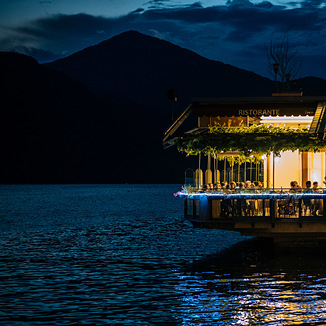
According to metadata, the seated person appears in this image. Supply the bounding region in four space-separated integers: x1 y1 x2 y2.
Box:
313 181 320 192
312 181 322 215
206 183 213 191
221 181 228 189
244 181 252 190
290 181 301 193
295 181 302 192
230 181 237 192
303 180 312 215
238 182 245 191
213 182 222 191
201 184 208 192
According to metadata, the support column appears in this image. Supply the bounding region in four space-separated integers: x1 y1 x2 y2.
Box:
266 154 271 189
273 152 275 190
195 152 203 189
205 153 212 185
213 154 220 183
213 154 216 183
321 152 325 187
244 162 247 182
302 152 309 187
238 162 240 183
231 163 234 182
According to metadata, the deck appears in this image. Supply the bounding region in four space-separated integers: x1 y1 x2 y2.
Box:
179 190 326 244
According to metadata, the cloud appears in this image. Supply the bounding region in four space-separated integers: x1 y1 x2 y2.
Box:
1 0 326 78
300 0 326 7
0 13 131 61
226 0 254 7
7 45 64 63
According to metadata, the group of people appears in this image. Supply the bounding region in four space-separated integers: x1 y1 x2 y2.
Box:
302 180 323 216
199 179 324 217
290 180 321 193
201 180 263 192
200 179 322 193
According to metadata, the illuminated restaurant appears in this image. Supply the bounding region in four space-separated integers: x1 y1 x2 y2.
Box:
164 94 326 244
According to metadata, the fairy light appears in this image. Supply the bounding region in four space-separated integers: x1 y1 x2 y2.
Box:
177 191 326 199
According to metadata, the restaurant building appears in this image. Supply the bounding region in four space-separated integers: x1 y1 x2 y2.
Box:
164 94 326 245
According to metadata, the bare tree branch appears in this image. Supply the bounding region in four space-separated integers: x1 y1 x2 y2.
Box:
266 32 301 92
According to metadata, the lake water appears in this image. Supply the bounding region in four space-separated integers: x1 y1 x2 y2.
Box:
1 184 326 325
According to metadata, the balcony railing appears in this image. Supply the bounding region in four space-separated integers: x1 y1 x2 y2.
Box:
179 188 326 221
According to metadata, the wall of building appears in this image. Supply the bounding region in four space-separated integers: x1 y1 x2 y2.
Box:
264 151 326 189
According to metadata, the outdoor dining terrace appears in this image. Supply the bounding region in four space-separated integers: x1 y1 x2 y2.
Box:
176 188 326 244
179 188 326 221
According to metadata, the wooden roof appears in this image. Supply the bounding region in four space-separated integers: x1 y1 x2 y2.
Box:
190 96 326 117
163 95 326 146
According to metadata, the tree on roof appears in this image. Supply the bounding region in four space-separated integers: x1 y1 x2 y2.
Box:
266 32 301 92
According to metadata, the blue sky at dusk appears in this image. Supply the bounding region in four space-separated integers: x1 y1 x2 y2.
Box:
1 0 326 79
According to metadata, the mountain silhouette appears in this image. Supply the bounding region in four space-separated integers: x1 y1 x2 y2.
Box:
2 31 326 183
46 30 274 111
0 52 102 183
45 30 275 183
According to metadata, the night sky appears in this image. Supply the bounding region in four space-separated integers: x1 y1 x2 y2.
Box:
1 0 326 79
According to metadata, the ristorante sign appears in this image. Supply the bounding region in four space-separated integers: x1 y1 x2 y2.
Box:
192 100 319 117
238 109 280 116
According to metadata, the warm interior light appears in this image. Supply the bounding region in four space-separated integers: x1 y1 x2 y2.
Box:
260 115 313 124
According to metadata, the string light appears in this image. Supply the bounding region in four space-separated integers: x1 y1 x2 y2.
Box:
260 115 313 124
177 191 326 199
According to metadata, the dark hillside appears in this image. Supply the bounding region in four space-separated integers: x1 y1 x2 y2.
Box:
0 52 101 183
3 31 326 183
47 30 274 115
44 31 277 183
0 52 191 183
295 77 326 95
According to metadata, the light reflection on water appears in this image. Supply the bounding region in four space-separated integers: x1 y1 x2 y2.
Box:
175 240 326 325
1 185 326 325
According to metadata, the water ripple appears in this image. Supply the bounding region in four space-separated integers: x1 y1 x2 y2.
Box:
1 185 326 325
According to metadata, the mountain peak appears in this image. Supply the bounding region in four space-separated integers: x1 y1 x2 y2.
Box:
46 30 272 105
96 30 167 49
112 30 150 38
101 30 170 44
48 29 207 68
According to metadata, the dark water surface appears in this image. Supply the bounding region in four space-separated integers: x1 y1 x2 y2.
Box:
0 185 326 325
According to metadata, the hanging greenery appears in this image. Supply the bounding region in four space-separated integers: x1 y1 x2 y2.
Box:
176 124 326 164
